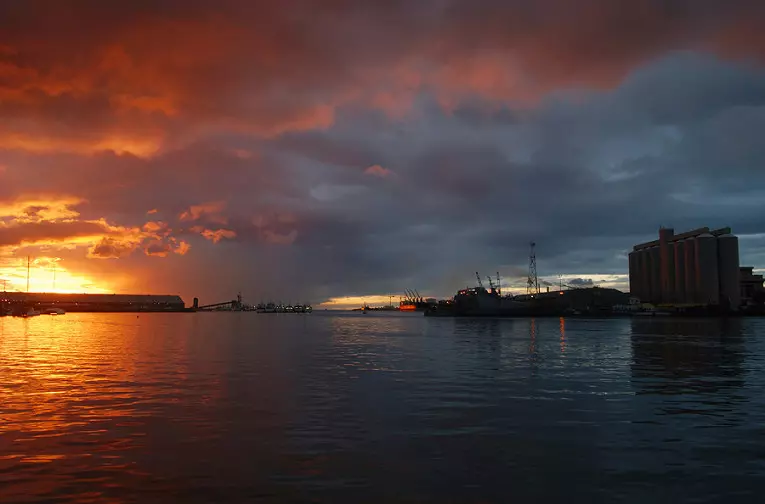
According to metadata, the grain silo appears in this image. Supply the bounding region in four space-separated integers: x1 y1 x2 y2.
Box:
659 228 675 303
628 251 638 299
639 248 651 302
717 233 741 310
695 233 719 305
684 238 697 303
649 246 661 303
632 226 741 308
674 240 686 304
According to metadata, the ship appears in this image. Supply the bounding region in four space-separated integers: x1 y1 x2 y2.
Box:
399 289 435 311
425 276 631 318
256 302 312 313
425 285 531 317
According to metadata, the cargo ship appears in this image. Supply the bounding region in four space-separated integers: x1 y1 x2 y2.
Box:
400 289 436 311
425 285 531 317
424 273 631 318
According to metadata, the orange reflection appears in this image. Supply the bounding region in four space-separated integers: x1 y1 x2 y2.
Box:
529 318 537 354
0 313 231 501
559 317 566 353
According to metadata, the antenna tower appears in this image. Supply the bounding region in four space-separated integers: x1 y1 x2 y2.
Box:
527 242 539 295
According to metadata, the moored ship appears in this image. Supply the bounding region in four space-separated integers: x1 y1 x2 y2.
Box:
256 302 312 313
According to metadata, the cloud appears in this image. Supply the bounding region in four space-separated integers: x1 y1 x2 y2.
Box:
567 278 595 287
0 195 209 262
88 237 138 259
194 228 237 244
144 237 191 257
1 2 765 304
1 1 763 159
364 164 394 178
179 201 228 224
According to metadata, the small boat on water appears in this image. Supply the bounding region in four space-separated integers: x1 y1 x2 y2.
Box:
43 307 66 315
256 302 312 313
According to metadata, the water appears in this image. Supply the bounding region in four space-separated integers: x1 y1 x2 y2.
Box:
1 313 764 503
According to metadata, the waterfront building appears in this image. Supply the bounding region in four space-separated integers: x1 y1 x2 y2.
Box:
740 267 765 306
629 227 741 309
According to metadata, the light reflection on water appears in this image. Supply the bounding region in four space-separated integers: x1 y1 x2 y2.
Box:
1 312 764 503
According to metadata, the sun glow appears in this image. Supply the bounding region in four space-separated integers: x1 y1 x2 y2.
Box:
319 295 402 310
0 257 115 294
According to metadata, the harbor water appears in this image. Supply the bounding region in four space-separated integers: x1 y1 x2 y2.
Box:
1 313 764 503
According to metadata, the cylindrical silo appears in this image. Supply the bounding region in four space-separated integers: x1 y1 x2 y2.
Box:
684 238 697 303
650 246 661 304
639 248 650 303
695 233 719 305
674 240 686 304
717 233 740 310
628 251 638 299
659 228 675 303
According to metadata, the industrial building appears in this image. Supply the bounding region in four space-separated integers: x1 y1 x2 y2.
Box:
740 267 765 306
0 292 187 312
629 227 740 309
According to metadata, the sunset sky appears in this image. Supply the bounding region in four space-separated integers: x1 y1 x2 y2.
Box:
1 0 764 308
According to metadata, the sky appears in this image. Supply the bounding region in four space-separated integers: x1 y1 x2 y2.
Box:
1 0 765 308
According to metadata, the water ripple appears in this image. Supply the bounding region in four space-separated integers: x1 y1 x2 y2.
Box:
1 313 765 502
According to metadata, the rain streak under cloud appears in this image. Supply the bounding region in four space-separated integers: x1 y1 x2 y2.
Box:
1 0 765 307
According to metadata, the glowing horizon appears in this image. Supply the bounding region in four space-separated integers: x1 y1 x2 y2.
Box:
0 256 116 294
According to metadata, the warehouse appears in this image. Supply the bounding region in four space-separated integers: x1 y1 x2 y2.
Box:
0 292 187 312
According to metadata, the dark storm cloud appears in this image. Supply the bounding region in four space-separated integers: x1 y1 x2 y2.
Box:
2 1 765 302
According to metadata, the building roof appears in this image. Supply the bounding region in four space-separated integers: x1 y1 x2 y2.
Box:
0 292 185 304
633 227 732 251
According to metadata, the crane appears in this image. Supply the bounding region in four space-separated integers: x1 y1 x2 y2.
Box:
487 276 495 291
475 272 484 289
496 272 501 296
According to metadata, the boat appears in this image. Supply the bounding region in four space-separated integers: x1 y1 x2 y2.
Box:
426 286 532 317
256 301 311 313
43 307 66 315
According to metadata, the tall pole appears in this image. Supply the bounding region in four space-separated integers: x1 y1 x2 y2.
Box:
527 242 539 295
26 256 30 293
53 262 56 292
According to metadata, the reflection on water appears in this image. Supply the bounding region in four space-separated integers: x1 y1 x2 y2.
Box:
631 318 746 396
2 313 765 502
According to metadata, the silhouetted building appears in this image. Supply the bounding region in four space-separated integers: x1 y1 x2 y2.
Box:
740 267 764 306
628 227 740 308
0 292 186 312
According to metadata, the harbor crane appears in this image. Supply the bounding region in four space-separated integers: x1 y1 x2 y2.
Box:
475 272 484 289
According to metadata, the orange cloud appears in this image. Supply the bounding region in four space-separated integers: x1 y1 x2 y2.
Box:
179 201 228 224
192 227 237 244
144 237 191 257
0 196 195 260
364 164 394 178
0 132 162 157
0 195 85 223
1 0 762 162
